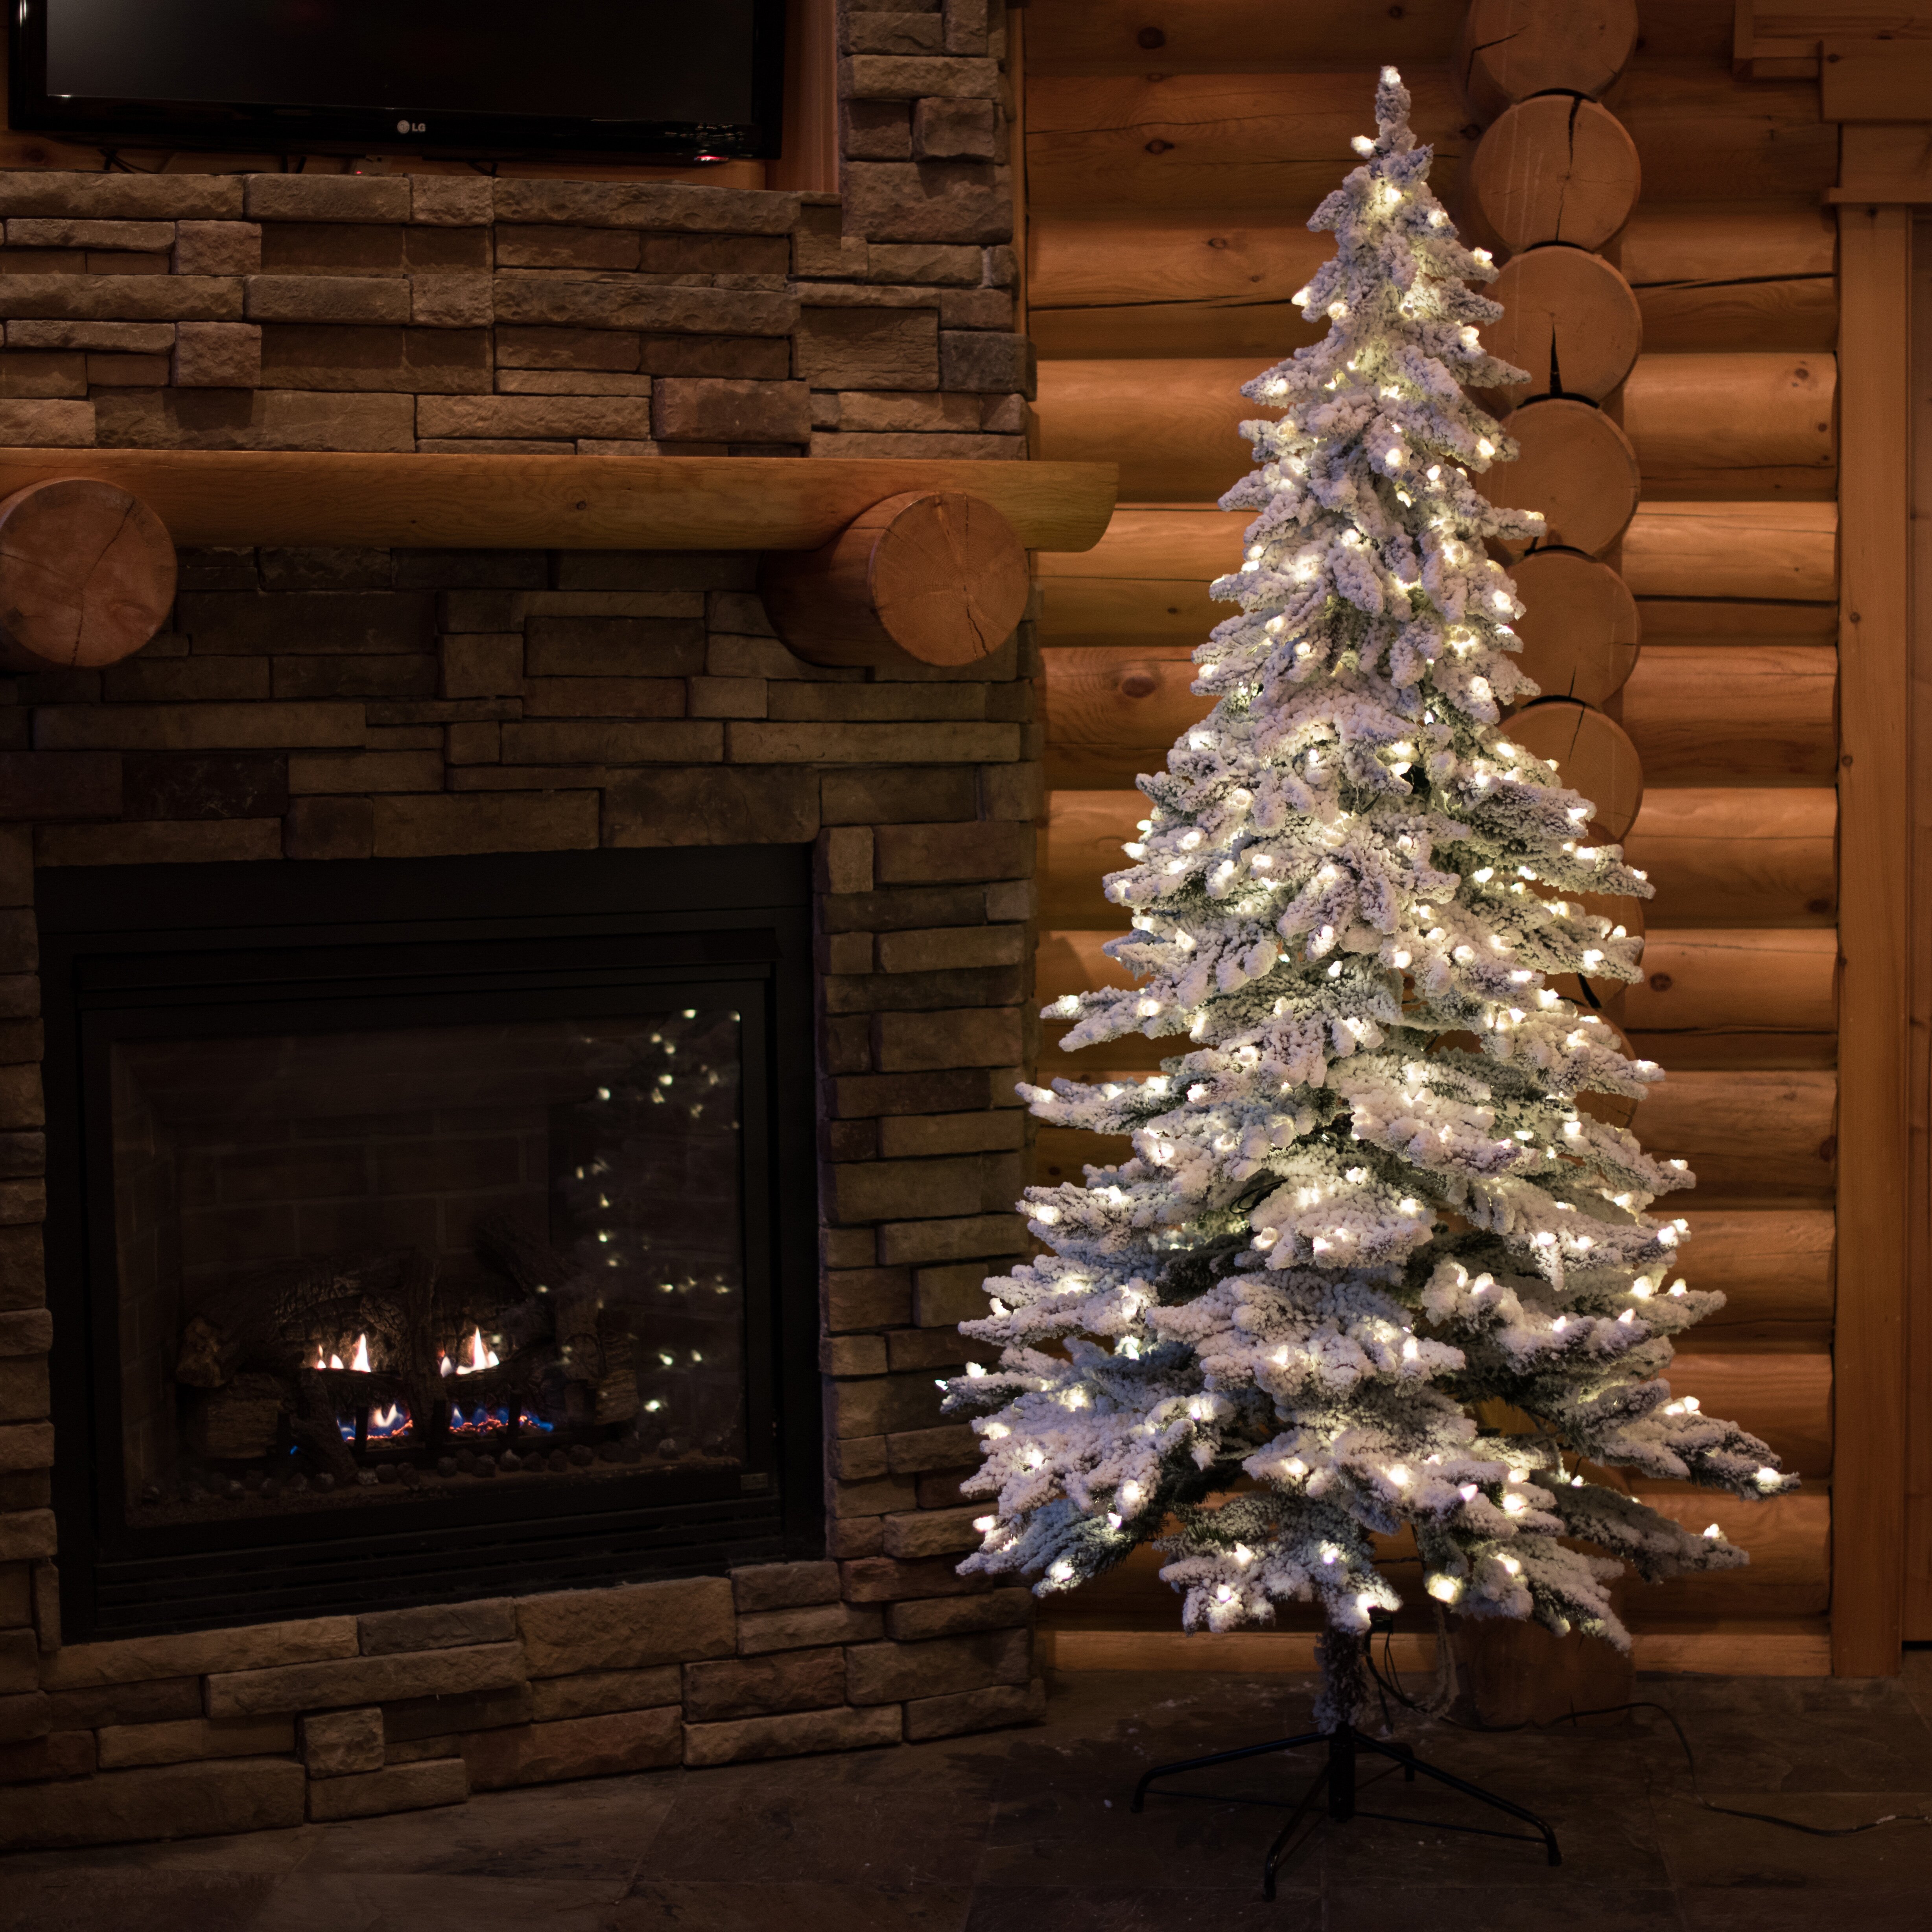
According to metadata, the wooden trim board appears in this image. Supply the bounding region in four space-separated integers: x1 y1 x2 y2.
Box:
1040 1627 1833 1677
1832 204 1913 1676
0 451 1119 555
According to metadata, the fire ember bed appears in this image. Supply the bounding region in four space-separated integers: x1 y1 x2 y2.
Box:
41 851 819 1637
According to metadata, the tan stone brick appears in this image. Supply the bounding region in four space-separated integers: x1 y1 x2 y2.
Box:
837 391 983 433
0 398 92 445
886 1588 1031 1644
95 385 417 450
885 1423 981 1477
0 1311 51 1356
830 1518 887 1559
684 1647 845 1723
288 749 443 794
493 275 796 336
42 1620 358 1696
833 1153 1015 1224
822 1334 889 1379
874 821 1030 885
873 1008 1022 1073
876 926 1027 976
41 1679 197 1733
766 683 984 723
463 1706 680 1790
205 1640 525 1717
300 1706 385 1775
727 1562 840 1616
0 1688 49 1742
308 1756 467 1821
357 1599 516 1655
833 1474 918 1519
0 273 241 321
729 721 1018 764
413 274 492 326
413 177 495 226
796 306 937 389
0 1756 306 1849
843 161 1012 247
0 1729 92 1783
876 1112 1025 1160
34 821 284 867
29 1560 54 1652
687 675 767 717
492 179 799 233
526 1666 680 1724
842 54 1000 98
0 1424 51 1474
0 350 85 399
440 634 525 699
6 319 175 352
521 676 684 718
246 175 411 222
827 1373 946 1441
33 702 363 752
500 720 721 766
382 1683 532 1744
420 393 653 439
887 1329 971 1375
601 765 818 847
682 1701 900 1767
172 320 260 387
444 721 499 764
905 1676 1044 1741
371 791 600 857
824 1266 913 1332
809 428 1022 461
653 378 809 443
882 1506 983 1559
516 1575 734 1678
0 1626 36 1692
894 1228 1023 1287
243 274 409 324
9 216 171 249
915 96 1000 160
0 173 239 219
847 1625 1027 1705
817 825 874 895
0 1358 44 1429
173 222 261 276
97 1714 293 1769
840 1554 995 1604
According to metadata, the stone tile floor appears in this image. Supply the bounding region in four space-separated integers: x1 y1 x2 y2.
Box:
4 1652 1929 1931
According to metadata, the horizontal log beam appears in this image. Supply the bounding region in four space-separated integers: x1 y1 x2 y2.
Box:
1674 1208 1834 1335
0 451 1119 555
1026 1 1464 75
1036 504 1839 652
1626 927 1836 1036
1038 644 1836 793
1624 787 1837 928
1033 357 1836 504
1635 1069 1836 1206
1629 1490 1829 1619
1620 646 1837 786
1026 69 1834 215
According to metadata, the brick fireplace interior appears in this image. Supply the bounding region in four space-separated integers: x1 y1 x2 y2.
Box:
0 0 1113 1848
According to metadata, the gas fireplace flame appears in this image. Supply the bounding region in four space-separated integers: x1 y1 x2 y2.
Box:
454 1327 500 1375
350 1333 372 1374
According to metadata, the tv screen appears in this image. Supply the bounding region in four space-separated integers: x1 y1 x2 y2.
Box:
10 0 785 160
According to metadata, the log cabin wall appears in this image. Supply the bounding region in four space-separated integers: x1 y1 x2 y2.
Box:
0 3 1082 1849
1019 0 1845 1676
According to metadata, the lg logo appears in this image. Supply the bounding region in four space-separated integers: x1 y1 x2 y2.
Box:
395 118 426 134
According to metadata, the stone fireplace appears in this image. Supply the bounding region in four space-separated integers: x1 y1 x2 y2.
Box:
0 526 1066 1846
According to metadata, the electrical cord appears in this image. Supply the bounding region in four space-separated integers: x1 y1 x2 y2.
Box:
1366 1624 1932 1838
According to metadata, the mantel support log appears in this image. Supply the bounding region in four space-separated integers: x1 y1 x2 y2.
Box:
0 476 177 674
759 489 1032 669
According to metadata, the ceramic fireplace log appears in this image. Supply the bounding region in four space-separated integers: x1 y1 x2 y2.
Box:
0 475 178 674
758 489 1034 669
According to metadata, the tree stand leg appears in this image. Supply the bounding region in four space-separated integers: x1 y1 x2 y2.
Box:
1130 1636 1561 1898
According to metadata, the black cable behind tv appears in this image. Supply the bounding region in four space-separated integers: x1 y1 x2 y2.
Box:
10 0 786 162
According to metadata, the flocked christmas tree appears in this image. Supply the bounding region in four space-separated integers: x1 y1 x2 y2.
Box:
946 68 1798 1727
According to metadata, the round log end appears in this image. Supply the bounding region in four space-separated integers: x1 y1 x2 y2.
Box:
760 490 1031 669
1482 397 1641 560
1507 697 1644 843
0 477 178 673
1462 0 1640 120
1469 96 1641 254
1482 246 1643 404
1506 549 1641 707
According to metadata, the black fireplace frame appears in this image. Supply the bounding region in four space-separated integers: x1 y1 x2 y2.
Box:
38 847 822 1639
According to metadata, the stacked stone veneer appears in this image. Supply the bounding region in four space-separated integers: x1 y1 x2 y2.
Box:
0 540 1049 1844
0 168 1028 457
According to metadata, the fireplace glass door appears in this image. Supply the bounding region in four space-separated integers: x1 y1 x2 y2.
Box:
41 849 818 1637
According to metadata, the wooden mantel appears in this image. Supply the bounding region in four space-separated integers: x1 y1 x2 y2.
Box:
0 450 1119 555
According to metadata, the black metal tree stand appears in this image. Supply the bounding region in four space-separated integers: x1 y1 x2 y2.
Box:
1130 1626 1560 1897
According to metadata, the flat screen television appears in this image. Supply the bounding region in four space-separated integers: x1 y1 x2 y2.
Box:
9 0 786 161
